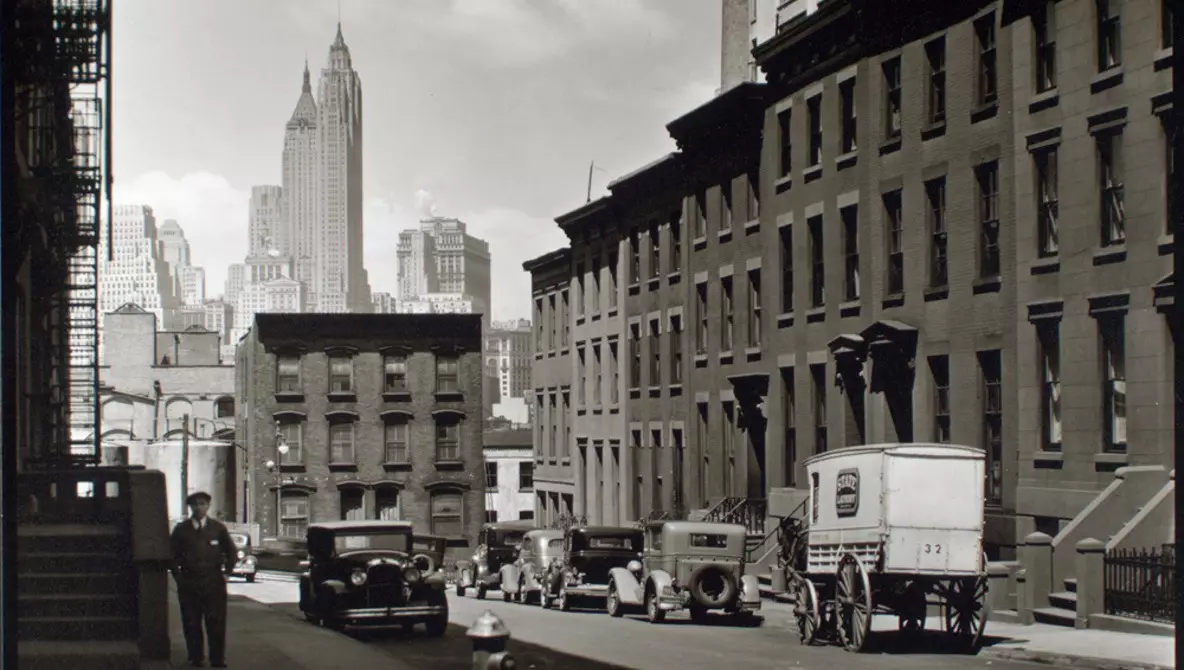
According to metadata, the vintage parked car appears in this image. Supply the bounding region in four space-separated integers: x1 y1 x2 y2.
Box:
541 526 644 611
228 532 258 582
297 521 448 636
500 529 564 604
411 534 447 574
254 536 308 574
455 520 534 599
606 520 761 624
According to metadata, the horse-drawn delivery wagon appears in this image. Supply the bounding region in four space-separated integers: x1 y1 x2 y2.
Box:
785 443 989 653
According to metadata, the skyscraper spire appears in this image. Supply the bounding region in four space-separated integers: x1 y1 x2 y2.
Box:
333 21 345 48
302 57 310 93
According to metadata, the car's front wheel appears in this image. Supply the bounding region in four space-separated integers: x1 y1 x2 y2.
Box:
606 581 622 618
646 589 666 624
476 585 487 600
558 586 571 612
425 613 448 637
246 574 256 583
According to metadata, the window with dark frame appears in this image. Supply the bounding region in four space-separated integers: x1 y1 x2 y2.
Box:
722 402 735 458
485 461 498 489
534 298 544 349
747 171 760 222
340 489 364 521
926 37 946 124
1037 321 1062 451
383 355 407 392
975 13 997 106
547 295 556 349
280 492 309 538
840 78 857 153
884 190 904 294
215 397 235 418
436 355 459 393
576 262 585 315
590 258 601 315
696 282 709 354
977 161 1001 277
608 253 618 309
277 421 302 465
629 231 641 284
577 346 586 404
809 216 824 307
782 368 797 487
435 417 460 462
519 462 534 491
778 108 792 177
384 419 409 464
1166 119 1176 234
1098 132 1125 246
328 355 352 393
649 223 661 279
883 57 902 139
811 363 827 453
807 94 822 167
980 350 1003 505
930 356 951 443
592 343 602 405
1164 0 1174 50
748 269 762 347
1034 2 1057 93
430 490 463 537
329 420 355 464
926 178 948 287
1097 0 1121 71
1099 315 1127 452
780 225 794 313
276 355 301 392
670 315 683 386
841 205 859 302
694 190 708 238
609 340 620 403
560 289 570 346
1035 148 1059 257
649 320 661 386
630 323 642 388
720 182 734 232
375 489 399 521
670 210 682 271
721 276 734 350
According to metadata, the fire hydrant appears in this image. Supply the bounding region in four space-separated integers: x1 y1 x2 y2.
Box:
468 610 515 670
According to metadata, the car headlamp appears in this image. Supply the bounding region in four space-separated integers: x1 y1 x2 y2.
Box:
237 550 245 559
403 567 421 584
627 560 642 573
350 570 367 586
244 556 257 565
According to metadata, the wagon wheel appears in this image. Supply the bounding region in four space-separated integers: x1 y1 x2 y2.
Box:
835 554 872 653
939 575 989 653
794 577 820 645
897 581 928 636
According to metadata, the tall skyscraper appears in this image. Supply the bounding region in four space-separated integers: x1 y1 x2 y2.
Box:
99 205 177 357
282 62 318 295
315 24 370 313
249 185 286 257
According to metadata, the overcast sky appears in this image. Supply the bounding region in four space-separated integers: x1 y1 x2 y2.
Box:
113 0 722 320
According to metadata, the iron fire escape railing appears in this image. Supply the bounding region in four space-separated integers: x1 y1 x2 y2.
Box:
55 0 112 460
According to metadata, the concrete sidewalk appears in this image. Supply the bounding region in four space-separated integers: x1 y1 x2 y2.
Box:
760 598 1175 670
143 584 412 670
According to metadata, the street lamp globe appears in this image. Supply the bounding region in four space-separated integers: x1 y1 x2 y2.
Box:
265 459 277 470
277 443 290 456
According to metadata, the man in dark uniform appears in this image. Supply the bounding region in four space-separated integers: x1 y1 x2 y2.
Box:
170 491 236 668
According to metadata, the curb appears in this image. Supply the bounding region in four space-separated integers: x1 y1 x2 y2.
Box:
979 647 1174 670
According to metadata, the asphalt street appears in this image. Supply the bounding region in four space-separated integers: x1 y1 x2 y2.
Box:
235 572 1046 670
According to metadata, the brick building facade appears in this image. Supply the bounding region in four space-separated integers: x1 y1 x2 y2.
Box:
524 0 1175 558
524 248 576 524
237 313 485 557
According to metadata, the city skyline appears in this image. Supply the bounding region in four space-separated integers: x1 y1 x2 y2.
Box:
111 1 723 321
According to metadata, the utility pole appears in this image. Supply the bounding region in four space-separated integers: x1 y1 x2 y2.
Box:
586 160 594 203
181 413 190 514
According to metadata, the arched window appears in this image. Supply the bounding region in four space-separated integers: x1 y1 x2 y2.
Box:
430 489 463 537
165 398 193 435
215 397 235 418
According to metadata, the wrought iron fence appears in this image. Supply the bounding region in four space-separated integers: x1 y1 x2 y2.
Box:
1104 544 1175 624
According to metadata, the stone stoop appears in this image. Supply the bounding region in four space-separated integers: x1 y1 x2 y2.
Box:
1033 576 1078 628
17 524 141 668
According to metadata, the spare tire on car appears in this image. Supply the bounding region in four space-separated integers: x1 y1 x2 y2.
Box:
688 564 737 609
412 553 437 574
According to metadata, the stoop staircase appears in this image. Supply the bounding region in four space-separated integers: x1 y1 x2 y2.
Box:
1034 576 1079 627
17 466 170 670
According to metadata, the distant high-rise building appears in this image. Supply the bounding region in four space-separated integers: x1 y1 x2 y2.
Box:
282 62 318 295
179 266 206 305
157 219 190 269
371 291 395 313
397 217 491 326
396 229 438 299
224 263 246 304
99 205 177 355
486 319 533 403
249 185 286 258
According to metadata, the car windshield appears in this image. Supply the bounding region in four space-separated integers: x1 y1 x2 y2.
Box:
333 532 410 553
588 535 637 550
492 531 525 547
229 533 249 549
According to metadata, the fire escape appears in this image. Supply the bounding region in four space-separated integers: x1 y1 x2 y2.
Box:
27 0 112 462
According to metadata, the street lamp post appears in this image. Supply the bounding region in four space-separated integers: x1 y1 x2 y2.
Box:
265 422 290 537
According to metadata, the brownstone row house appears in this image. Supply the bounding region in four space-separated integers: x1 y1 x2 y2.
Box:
237 313 485 558
525 0 1175 559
